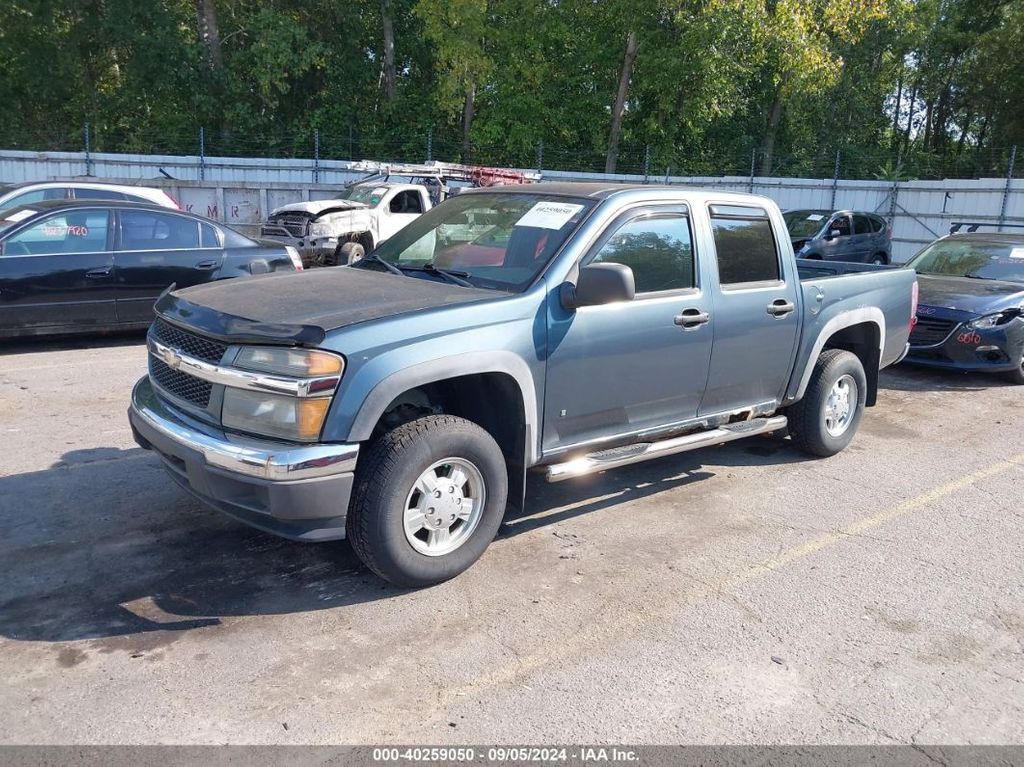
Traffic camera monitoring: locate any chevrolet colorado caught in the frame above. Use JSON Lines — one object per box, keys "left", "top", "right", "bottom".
{"left": 129, "top": 183, "right": 917, "bottom": 586}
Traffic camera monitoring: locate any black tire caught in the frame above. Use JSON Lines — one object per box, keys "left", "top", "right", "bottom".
{"left": 347, "top": 415, "right": 508, "bottom": 588}
{"left": 788, "top": 349, "right": 867, "bottom": 457}
{"left": 335, "top": 241, "right": 365, "bottom": 265}
{"left": 871, "top": 253, "right": 889, "bottom": 265}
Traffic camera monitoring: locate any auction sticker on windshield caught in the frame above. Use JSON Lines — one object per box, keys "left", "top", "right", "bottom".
{"left": 1009, "top": 248, "right": 1024, "bottom": 259}
{"left": 516, "top": 201, "right": 585, "bottom": 230}
{"left": 806, "top": 213, "right": 824, "bottom": 221}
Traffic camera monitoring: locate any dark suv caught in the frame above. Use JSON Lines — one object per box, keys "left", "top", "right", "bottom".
{"left": 784, "top": 209, "right": 892, "bottom": 264}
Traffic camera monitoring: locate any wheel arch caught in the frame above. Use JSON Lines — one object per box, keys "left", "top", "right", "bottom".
{"left": 791, "top": 309, "right": 884, "bottom": 406}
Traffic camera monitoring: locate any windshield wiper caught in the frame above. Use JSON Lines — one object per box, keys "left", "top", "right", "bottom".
{"left": 405, "top": 263, "right": 475, "bottom": 288}
{"left": 360, "top": 253, "right": 404, "bottom": 276}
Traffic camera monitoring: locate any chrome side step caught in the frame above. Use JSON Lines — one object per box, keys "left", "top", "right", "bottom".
{"left": 544, "top": 415, "right": 788, "bottom": 482}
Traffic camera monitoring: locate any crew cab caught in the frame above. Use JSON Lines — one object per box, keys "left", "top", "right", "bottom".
{"left": 128, "top": 184, "right": 917, "bottom": 587}
{"left": 260, "top": 183, "right": 432, "bottom": 267}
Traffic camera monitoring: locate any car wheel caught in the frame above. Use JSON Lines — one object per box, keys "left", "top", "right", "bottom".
{"left": 788, "top": 349, "right": 867, "bottom": 457}
{"left": 346, "top": 415, "right": 508, "bottom": 587}
{"left": 335, "top": 241, "right": 365, "bottom": 265}
{"left": 871, "top": 253, "right": 889, "bottom": 265}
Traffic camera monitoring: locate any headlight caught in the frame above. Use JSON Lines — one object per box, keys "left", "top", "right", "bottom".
{"left": 222, "top": 389, "right": 331, "bottom": 442}
{"left": 967, "top": 310, "right": 1021, "bottom": 329}
{"left": 234, "top": 346, "right": 343, "bottom": 377}
{"left": 308, "top": 222, "right": 334, "bottom": 238}
{"left": 222, "top": 347, "right": 344, "bottom": 441}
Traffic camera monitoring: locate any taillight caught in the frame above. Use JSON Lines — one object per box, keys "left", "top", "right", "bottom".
{"left": 910, "top": 280, "right": 919, "bottom": 329}
{"left": 167, "top": 193, "right": 181, "bottom": 210}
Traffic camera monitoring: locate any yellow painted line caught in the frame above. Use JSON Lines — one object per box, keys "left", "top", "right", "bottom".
{"left": 441, "top": 453, "right": 1024, "bottom": 704}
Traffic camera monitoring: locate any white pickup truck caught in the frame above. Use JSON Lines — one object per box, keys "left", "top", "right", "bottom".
{"left": 260, "top": 182, "right": 432, "bottom": 267}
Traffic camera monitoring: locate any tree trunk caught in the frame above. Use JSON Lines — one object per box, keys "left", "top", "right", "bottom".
{"left": 891, "top": 72, "right": 904, "bottom": 149}
{"left": 605, "top": 30, "right": 639, "bottom": 174}
{"left": 381, "top": 0, "right": 397, "bottom": 102}
{"left": 462, "top": 82, "right": 476, "bottom": 161}
{"left": 194, "top": 0, "right": 224, "bottom": 73}
{"left": 901, "top": 80, "right": 919, "bottom": 156}
{"left": 759, "top": 87, "right": 784, "bottom": 176}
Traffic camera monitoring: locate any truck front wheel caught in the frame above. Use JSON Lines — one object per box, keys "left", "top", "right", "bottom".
{"left": 335, "top": 241, "right": 365, "bottom": 265}
{"left": 346, "top": 415, "right": 508, "bottom": 587}
{"left": 788, "top": 349, "right": 867, "bottom": 457}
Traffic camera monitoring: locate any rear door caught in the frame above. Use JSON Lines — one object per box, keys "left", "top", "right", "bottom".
{"left": 851, "top": 214, "right": 875, "bottom": 262}
{"left": 0, "top": 208, "right": 116, "bottom": 333}
{"left": 114, "top": 209, "right": 225, "bottom": 324}
{"left": 699, "top": 204, "right": 800, "bottom": 415}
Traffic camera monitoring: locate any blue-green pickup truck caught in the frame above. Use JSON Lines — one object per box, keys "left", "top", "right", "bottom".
{"left": 129, "top": 183, "right": 917, "bottom": 586}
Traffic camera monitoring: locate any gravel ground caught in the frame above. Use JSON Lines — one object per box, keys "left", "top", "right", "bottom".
{"left": 0, "top": 334, "right": 1021, "bottom": 746}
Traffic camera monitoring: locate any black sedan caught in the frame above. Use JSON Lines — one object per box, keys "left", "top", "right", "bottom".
{"left": 904, "top": 232, "right": 1024, "bottom": 384}
{"left": 0, "top": 200, "right": 302, "bottom": 338}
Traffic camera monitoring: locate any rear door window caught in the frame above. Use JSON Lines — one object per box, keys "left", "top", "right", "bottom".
{"left": 200, "top": 222, "right": 221, "bottom": 248}
{"left": 853, "top": 214, "right": 872, "bottom": 235}
{"left": 5, "top": 210, "right": 111, "bottom": 255}
{"left": 73, "top": 188, "right": 126, "bottom": 201}
{"left": 709, "top": 205, "right": 781, "bottom": 285}
{"left": 119, "top": 210, "right": 200, "bottom": 250}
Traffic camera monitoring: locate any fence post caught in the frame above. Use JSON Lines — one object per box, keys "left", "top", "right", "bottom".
{"left": 313, "top": 129, "right": 320, "bottom": 184}
{"left": 426, "top": 128, "right": 433, "bottom": 163}
{"left": 830, "top": 150, "right": 841, "bottom": 210}
{"left": 643, "top": 145, "right": 650, "bottom": 183}
{"left": 198, "top": 127, "right": 206, "bottom": 181}
{"left": 999, "top": 145, "right": 1017, "bottom": 232}
{"left": 748, "top": 148, "right": 756, "bottom": 193}
{"left": 536, "top": 140, "right": 544, "bottom": 174}
{"left": 83, "top": 123, "right": 93, "bottom": 176}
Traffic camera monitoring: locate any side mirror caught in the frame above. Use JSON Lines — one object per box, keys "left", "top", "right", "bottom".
{"left": 824, "top": 229, "right": 842, "bottom": 240}
{"left": 561, "top": 263, "right": 635, "bottom": 310}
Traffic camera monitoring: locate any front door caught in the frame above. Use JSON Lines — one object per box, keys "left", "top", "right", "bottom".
{"left": 378, "top": 190, "right": 424, "bottom": 243}
{"left": 0, "top": 208, "right": 116, "bottom": 334}
{"left": 543, "top": 207, "right": 713, "bottom": 452}
{"left": 699, "top": 204, "right": 800, "bottom": 415}
{"left": 114, "top": 209, "right": 224, "bottom": 324}
{"left": 818, "top": 213, "right": 854, "bottom": 261}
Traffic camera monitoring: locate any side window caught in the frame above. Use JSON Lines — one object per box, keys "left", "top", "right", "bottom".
{"left": 73, "top": 188, "right": 126, "bottom": 201}
{"left": 390, "top": 190, "right": 422, "bottom": 214}
{"left": 6, "top": 210, "right": 110, "bottom": 255}
{"left": 829, "top": 215, "right": 852, "bottom": 237}
{"left": 200, "top": 222, "right": 221, "bottom": 248}
{"left": 119, "top": 210, "right": 200, "bottom": 250}
{"left": 871, "top": 216, "right": 887, "bottom": 233}
{"left": 5, "top": 190, "right": 49, "bottom": 208}
{"left": 590, "top": 214, "right": 695, "bottom": 294}
{"left": 853, "top": 214, "right": 872, "bottom": 235}
{"left": 709, "top": 206, "right": 781, "bottom": 285}
{"left": 43, "top": 188, "right": 69, "bottom": 200}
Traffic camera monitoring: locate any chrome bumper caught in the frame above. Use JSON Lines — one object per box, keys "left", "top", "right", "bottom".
{"left": 129, "top": 376, "right": 358, "bottom": 541}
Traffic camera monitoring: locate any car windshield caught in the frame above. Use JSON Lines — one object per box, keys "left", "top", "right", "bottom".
{"left": 784, "top": 210, "right": 830, "bottom": 239}
{"left": 356, "top": 192, "right": 596, "bottom": 292}
{"left": 909, "top": 239, "right": 1024, "bottom": 283}
{"left": 337, "top": 185, "right": 388, "bottom": 206}
{"left": 0, "top": 206, "right": 40, "bottom": 236}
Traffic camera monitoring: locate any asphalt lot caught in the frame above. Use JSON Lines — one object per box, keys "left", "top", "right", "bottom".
{"left": 0, "top": 334, "right": 1022, "bottom": 746}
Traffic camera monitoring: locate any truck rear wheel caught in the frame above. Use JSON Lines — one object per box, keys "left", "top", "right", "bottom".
{"left": 788, "top": 349, "right": 867, "bottom": 457}
{"left": 347, "top": 415, "right": 508, "bottom": 587}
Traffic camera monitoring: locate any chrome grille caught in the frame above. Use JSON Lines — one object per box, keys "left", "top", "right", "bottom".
{"left": 152, "top": 319, "right": 227, "bottom": 364}
{"left": 909, "top": 316, "right": 959, "bottom": 346}
{"left": 264, "top": 215, "right": 308, "bottom": 238}
{"left": 149, "top": 357, "right": 212, "bottom": 408}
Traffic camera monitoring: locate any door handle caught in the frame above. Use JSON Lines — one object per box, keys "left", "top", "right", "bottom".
{"left": 673, "top": 307, "right": 711, "bottom": 329}
{"left": 767, "top": 299, "right": 796, "bottom": 317}
{"left": 85, "top": 268, "right": 111, "bottom": 279}
{"left": 195, "top": 259, "right": 220, "bottom": 270}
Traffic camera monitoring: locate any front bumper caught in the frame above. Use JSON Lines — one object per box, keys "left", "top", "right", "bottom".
{"left": 903, "top": 321, "right": 1024, "bottom": 373}
{"left": 129, "top": 376, "right": 358, "bottom": 541}
{"left": 260, "top": 231, "right": 338, "bottom": 262}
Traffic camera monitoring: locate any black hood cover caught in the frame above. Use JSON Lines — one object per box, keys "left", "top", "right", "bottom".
{"left": 155, "top": 267, "right": 498, "bottom": 345}
{"left": 916, "top": 273, "right": 1024, "bottom": 316}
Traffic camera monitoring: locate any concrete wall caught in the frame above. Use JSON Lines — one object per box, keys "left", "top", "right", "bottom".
{"left": 2, "top": 148, "right": 1021, "bottom": 263}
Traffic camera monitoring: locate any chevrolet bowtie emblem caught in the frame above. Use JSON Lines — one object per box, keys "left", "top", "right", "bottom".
{"left": 165, "top": 348, "right": 182, "bottom": 370}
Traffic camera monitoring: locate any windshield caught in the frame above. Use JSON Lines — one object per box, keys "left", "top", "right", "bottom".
{"left": 0, "top": 206, "right": 40, "bottom": 236}
{"left": 784, "top": 210, "right": 830, "bottom": 239}
{"left": 337, "top": 185, "right": 388, "bottom": 206}
{"left": 356, "top": 192, "right": 596, "bottom": 292}
{"left": 908, "top": 239, "right": 1024, "bottom": 284}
